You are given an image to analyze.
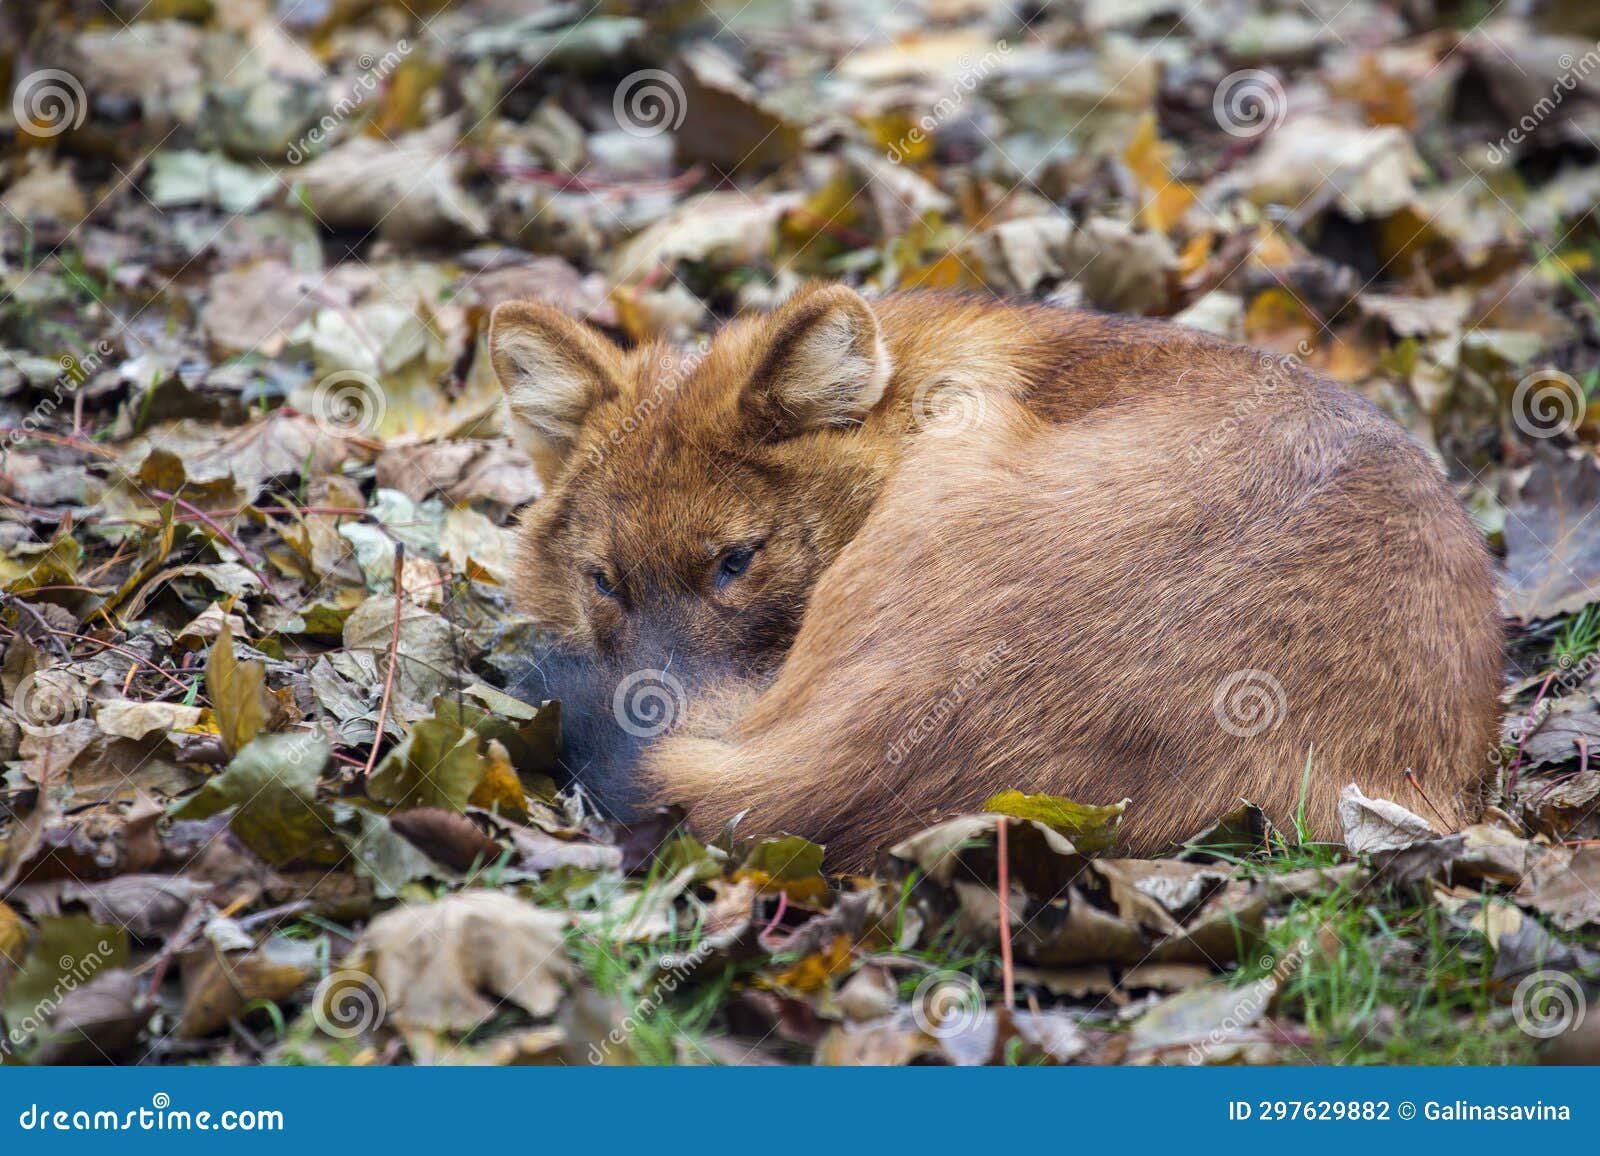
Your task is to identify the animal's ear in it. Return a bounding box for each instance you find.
[741,285,891,438]
[489,300,622,481]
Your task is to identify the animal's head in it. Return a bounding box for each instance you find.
[489,284,897,677]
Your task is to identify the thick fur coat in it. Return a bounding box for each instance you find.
[490,286,1502,868]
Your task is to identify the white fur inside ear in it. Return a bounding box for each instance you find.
[496,328,597,447]
[781,306,892,427]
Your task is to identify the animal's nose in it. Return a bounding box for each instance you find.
[510,642,689,824]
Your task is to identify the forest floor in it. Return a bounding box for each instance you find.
[4,0,1600,1065]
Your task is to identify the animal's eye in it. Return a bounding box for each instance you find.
[715,546,756,589]
[591,570,619,600]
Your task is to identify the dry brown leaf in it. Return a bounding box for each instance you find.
[1337,782,1437,852]
[345,891,572,1034]
[1504,444,1600,622]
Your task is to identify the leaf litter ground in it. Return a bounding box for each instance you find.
[5,0,1600,1065]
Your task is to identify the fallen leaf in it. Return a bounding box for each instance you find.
[7,875,213,940]
[179,935,318,1037]
[2,915,130,1059]
[1504,443,1600,622]
[368,717,486,813]
[1338,782,1437,853]
[1514,845,1600,931]
[388,808,505,873]
[205,624,272,757]
[27,970,149,1065]
[345,891,572,1034]
[94,699,204,741]
[1127,979,1286,1065]
[173,733,343,868]
[296,119,489,241]
[983,790,1126,853]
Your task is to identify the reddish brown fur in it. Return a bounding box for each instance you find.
[490,288,1503,868]
[492,288,1082,669]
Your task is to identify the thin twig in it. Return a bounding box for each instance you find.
[237,900,313,931]
[758,890,792,952]
[0,621,198,698]
[138,902,210,999]
[150,489,286,608]
[1507,671,1557,798]
[1,493,369,527]
[1404,768,1452,830]
[0,592,71,657]
[996,817,1014,1012]
[0,429,115,457]
[363,543,406,780]
[80,540,135,584]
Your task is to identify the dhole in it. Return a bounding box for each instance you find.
[490,286,1502,867]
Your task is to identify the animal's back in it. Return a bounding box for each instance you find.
[644,325,1503,867]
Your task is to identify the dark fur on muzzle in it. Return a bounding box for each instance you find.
[510,637,741,824]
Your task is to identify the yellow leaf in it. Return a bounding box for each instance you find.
[468,739,528,819]
[898,250,979,291]
[1327,54,1415,129]
[1178,233,1213,278]
[0,900,29,968]
[102,502,177,619]
[368,56,445,138]
[768,935,854,994]
[777,173,864,269]
[1123,112,1196,236]
[1243,287,1316,349]
[731,867,831,905]
[4,532,81,597]
[608,286,658,344]
[982,790,1126,853]
[1249,227,1299,271]
[860,109,933,165]
[1322,331,1383,382]
[176,709,220,737]
[1551,249,1595,276]
[206,623,273,757]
